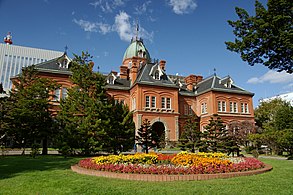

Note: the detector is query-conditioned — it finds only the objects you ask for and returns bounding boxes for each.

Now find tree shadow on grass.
[0,155,82,179]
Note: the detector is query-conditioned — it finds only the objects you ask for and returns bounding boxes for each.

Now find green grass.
[0,155,292,195]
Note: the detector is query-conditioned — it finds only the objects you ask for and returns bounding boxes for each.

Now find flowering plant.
[78,152,265,175]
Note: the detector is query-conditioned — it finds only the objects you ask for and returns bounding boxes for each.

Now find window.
[184,104,193,115]
[54,88,60,101]
[233,102,238,113]
[151,96,156,108]
[61,87,68,99]
[154,71,160,80]
[245,103,249,113]
[230,102,233,112]
[108,76,114,84]
[188,105,192,115]
[132,98,136,110]
[218,101,226,112]
[62,59,67,68]
[201,103,207,114]
[145,96,150,108]
[230,102,238,113]
[166,98,171,109]
[161,97,166,108]
[184,104,188,115]
[241,103,249,113]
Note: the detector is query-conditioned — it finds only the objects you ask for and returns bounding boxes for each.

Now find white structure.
[260,92,293,106]
[0,43,63,92]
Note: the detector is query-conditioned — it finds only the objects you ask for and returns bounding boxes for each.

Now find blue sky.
[1,0,292,107]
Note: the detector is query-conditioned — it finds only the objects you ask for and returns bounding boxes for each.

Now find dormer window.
[108,76,114,84]
[227,79,232,88]
[154,70,160,80]
[138,49,144,58]
[59,59,68,69]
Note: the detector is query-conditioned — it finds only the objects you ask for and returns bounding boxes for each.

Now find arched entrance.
[152,121,165,148]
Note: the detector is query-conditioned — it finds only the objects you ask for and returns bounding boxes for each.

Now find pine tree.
[135,119,157,154]
[204,114,232,153]
[5,65,58,154]
[102,99,135,154]
[226,0,292,73]
[178,115,203,152]
[57,52,135,155]
[57,52,108,155]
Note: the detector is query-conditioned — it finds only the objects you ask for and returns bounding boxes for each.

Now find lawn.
[0,155,292,195]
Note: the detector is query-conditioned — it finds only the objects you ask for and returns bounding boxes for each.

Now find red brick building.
[15,37,254,143]
[105,37,254,143]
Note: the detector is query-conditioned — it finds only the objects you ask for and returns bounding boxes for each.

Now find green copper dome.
[123,38,151,62]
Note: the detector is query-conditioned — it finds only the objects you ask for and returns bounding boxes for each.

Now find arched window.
[154,70,160,80]
[108,76,114,84]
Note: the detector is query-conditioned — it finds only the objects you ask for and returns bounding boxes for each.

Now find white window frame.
[61,87,68,99]
[201,102,207,114]
[166,98,171,109]
[132,98,136,111]
[233,102,238,113]
[151,96,156,108]
[145,96,150,108]
[161,97,166,109]
[245,103,249,113]
[218,101,226,112]
[54,88,60,101]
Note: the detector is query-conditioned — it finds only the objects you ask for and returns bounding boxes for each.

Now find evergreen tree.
[226,0,292,73]
[57,52,108,155]
[102,99,135,154]
[135,119,158,154]
[0,83,5,94]
[204,114,233,154]
[0,96,9,147]
[178,115,203,152]
[5,65,57,154]
[57,52,135,155]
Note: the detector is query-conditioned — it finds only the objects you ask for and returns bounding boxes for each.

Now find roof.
[123,38,151,63]
[135,63,178,88]
[34,53,72,75]
[195,75,254,96]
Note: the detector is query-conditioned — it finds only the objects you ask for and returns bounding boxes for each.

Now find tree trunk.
[42,138,48,155]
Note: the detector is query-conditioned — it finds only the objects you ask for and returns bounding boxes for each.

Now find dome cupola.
[122,37,151,63]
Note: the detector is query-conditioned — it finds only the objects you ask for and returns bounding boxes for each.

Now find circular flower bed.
[77,152,265,175]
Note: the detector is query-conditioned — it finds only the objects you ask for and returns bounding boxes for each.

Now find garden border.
[71,164,273,181]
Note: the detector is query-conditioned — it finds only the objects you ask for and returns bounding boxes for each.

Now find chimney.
[159,60,166,71]
[184,74,197,91]
[196,76,203,83]
[120,66,128,79]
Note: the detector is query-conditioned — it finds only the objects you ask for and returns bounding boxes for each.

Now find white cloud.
[90,0,125,13]
[113,11,154,42]
[168,0,197,14]
[73,19,98,32]
[73,19,112,34]
[247,70,293,84]
[134,1,151,15]
[114,12,132,41]
[98,23,112,34]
